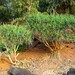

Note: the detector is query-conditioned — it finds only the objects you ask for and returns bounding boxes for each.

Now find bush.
[25,13,75,51]
[0,43,4,51]
[0,25,33,64]
[18,43,27,52]
[11,17,26,25]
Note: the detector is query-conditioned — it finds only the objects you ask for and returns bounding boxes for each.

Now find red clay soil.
[0,43,75,73]
[0,56,11,71]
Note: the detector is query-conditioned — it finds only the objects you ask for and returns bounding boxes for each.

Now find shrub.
[11,17,25,25]
[0,43,4,51]
[0,25,33,64]
[18,43,27,52]
[25,13,75,51]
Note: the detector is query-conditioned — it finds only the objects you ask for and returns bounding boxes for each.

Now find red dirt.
[0,56,11,71]
[0,43,75,74]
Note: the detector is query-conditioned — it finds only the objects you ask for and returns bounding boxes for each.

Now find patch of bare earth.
[0,43,75,75]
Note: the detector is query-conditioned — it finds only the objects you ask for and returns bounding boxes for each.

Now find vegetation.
[0,0,75,23]
[0,25,33,64]
[0,0,75,64]
[38,0,75,13]
[25,13,75,51]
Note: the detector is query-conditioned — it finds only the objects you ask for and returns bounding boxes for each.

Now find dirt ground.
[0,43,75,75]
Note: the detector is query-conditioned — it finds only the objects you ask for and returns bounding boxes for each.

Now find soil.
[0,43,75,75]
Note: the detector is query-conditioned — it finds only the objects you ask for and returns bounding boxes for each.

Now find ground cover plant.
[0,13,75,64]
[25,13,75,52]
[0,25,33,64]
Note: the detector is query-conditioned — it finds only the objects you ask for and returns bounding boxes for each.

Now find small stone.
[67,68,75,75]
[8,67,32,75]
[62,73,66,75]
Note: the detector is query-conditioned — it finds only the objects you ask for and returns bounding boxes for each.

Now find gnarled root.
[8,53,20,65]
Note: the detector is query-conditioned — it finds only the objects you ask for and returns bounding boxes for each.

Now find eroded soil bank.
[0,43,75,75]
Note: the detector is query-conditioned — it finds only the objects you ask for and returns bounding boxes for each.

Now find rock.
[8,67,32,75]
[62,73,66,75]
[67,68,75,75]
[62,68,75,75]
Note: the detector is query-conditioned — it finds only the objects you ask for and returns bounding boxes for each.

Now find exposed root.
[8,53,20,65]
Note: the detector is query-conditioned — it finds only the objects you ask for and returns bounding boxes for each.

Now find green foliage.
[0,43,4,51]
[26,13,75,42]
[25,13,48,40]
[25,13,75,51]
[11,17,25,25]
[38,0,75,13]
[38,0,60,13]
[0,0,11,22]
[7,0,39,17]
[0,0,75,23]
[0,0,39,23]
[0,25,33,55]
[18,43,27,52]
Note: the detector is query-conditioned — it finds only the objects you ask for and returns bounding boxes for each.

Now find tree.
[0,0,39,23]
[38,0,75,14]
[0,0,11,23]
[6,0,39,18]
